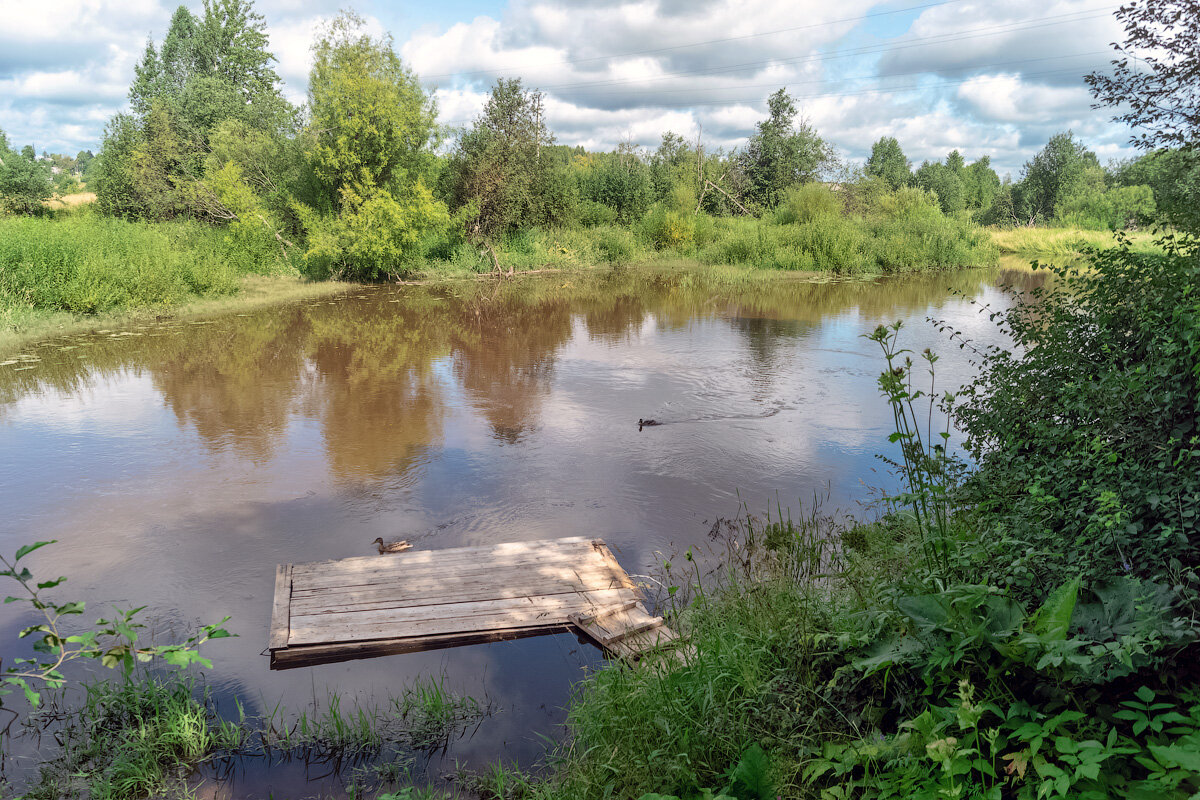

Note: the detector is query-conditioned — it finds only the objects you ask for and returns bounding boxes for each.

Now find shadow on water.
[0,264,1038,795]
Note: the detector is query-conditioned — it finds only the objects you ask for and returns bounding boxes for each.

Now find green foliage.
[865,137,911,191]
[295,12,447,279]
[738,89,836,209]
[578,145,653,224]
[445,78,561,239]
[1017,131,1102,224]
[0,540,230,713]
[775,182,841,224]
[954,240,1200,593]
[1056,183,1157,230]
[1112,148,1200,231]
[0,214,283,315]
[0,130,53,214]
[914,160,966,215]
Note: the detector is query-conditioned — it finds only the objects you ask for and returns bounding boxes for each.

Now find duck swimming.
[372,537,413,554]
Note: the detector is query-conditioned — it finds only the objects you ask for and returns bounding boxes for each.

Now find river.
[0,264,1040,797]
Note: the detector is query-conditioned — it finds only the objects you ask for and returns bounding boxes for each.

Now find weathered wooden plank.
[290,566,630,615]
[287,588,640,646]
[290,547,610,591]
[268,564,292,650]
[290,555,621,597]
[590,541,639,591]
[270,624,570,670]
[290,537,598,576]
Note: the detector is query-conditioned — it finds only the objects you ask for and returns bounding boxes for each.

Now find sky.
[0,0,1138,178]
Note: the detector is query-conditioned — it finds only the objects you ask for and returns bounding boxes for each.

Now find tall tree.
[738,89,834,209]
[865,136,910,189]
[1019,132,1100,222]
[296,12,447,279]
[445,78,559,238]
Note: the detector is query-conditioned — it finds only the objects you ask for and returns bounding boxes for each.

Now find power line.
[524,6,1115,93]
[553,50,1108,100]
[420,0,974,81]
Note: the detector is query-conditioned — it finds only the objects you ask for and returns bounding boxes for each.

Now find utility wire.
[420,0,975,80]
[522,6,1115,93]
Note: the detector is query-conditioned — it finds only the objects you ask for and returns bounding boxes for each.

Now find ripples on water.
[0,265,1043,796]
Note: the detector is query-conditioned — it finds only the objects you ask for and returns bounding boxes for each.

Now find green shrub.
[956,241,1200,594]
[578,199,618,227]
[641,203,696,250]
[0,214,283,314]
[775,182,841,224]
[595,226,636,264]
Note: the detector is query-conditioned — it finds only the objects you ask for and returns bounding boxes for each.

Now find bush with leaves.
[1,540,230,711]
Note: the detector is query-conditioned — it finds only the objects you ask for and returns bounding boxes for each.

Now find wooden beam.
[268,563,292,650]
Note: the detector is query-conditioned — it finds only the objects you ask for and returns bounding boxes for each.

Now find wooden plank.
[290,554,622,596]
[287,587,640,646]
[271,624,570,670]
[290,537,598,576]
[290,566,630,615]
[591,541,639,591]
[290,548,611,591]
[268,564,292,650]
[569,600,638,626]
[571,604,663,647]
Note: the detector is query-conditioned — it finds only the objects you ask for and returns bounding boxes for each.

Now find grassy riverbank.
[468,238,1200,799]
[988,225,1163,258]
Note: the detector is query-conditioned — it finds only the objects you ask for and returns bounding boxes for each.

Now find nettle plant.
[1,540,230,711]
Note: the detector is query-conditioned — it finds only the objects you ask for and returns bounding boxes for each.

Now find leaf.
[1033,576,1081,642]
[897,594,953,629]
[723,744,773,800]
[1148,743,1200,771]
[14,541,55,562]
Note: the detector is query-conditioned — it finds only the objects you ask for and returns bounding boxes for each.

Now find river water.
[0,265,1040,796]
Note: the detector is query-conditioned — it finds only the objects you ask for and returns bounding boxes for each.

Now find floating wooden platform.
[268,536,679,669]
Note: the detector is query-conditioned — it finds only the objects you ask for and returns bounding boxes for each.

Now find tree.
[961,156,1000,212]
[1086,0,1200,151]
[0,129,53,214]
[914,160,965,214]
[1088,1,1200,231]
[579,143,653,224]
[296,12,447,279]
[865,137,911,190]
[1018,132,1100,223]
[100,0,294,218]
[738,89,835,209]
[444,78,561,238]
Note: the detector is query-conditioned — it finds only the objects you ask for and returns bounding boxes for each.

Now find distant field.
[989,226,1162,258]
[44,191,97,209]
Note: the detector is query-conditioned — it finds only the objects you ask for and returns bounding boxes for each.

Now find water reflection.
[0,263,1036,795]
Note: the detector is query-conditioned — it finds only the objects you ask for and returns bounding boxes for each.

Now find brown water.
[0,265,1040,796]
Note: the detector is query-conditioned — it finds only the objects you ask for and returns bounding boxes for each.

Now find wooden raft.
[268,536,678,669]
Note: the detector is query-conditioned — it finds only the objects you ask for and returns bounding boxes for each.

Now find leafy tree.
[1086,0,1200,151]
[738,89,835,209]
[945,149,965,173]
[1113,148,1200,230]
[865,136,911,190]
[961,156,1000,212]
[914,160,965,214]
[650,131,693,202]
[0,129,53,214]
[445,78,564,238]
[1018,131,1100,223]
[296,12,447,279]
[579,143,653,224]
[99,0,294,218]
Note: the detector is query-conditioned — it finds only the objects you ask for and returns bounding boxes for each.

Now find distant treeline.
[0,0,1192,281]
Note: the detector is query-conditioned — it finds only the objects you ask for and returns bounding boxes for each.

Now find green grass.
[988,225,1163,258]
[0,212,294,317]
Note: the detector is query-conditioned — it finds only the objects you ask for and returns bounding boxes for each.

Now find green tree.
[914,160,965,214]
[865,136,911,190]
[1018,131,1099,223]
[579,143,653,224]
[0,129,53,214]
[445,77,563,238]
[961,156,1000,212]
[738,89,835,209]
[296,12,447,279]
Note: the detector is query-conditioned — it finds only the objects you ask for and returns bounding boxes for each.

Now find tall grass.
[0,213,292,315]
